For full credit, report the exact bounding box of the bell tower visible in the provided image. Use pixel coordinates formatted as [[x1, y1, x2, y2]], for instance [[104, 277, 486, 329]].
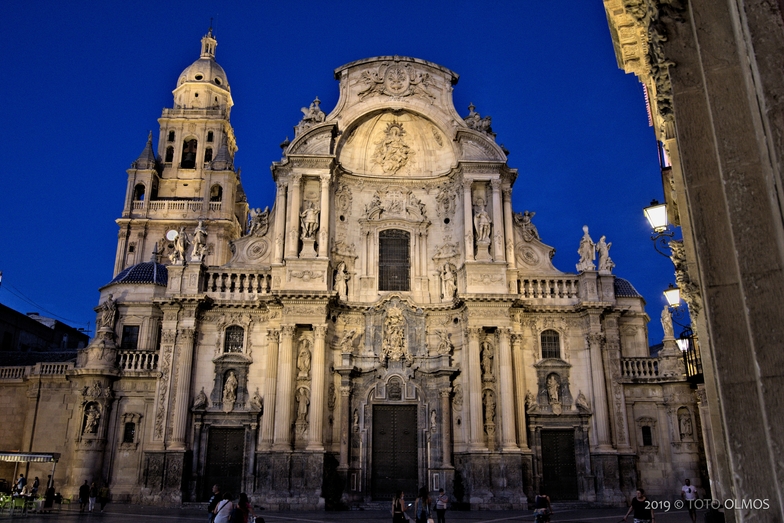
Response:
[[115, 28, 247, 275]]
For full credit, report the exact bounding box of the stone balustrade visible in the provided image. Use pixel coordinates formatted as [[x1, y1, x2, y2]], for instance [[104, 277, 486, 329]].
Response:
[[129, 199, 222, 217], [205, 268, 273, 296], [0, 362, 74, 380], [0, 367, 27, 380], [620, 357, 659, 380], [117, 350, 159, 372], [516, 277, 580, 300]]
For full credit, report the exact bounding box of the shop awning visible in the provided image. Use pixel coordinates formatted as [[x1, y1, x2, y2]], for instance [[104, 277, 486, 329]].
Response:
[[0, 452, 60, 463]]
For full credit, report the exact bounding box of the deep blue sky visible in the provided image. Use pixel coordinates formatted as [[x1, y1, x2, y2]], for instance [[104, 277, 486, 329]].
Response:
[[0, 1, 675, 344]]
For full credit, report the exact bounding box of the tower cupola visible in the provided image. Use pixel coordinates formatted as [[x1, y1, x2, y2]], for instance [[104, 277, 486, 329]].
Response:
[[173, 28, 233, 112]]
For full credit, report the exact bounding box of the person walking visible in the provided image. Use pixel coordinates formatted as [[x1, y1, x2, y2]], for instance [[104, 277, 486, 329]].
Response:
[[43, 479, 55, 514], [88, 482, 98, 512], [234, 492, 256, 523], [435, 488, 448, 523], [681, 479, 698, 523], [98, 483, 110, 512], [391, 490, 407, 523], [623, 488, 654, 523], [207, 484, 222, 523], [414, 487, 432, 523], [213, 492, 234, 523], [78, 480, 90, 512], [31, 476, 40, 497], [16, 474, 26, 495]]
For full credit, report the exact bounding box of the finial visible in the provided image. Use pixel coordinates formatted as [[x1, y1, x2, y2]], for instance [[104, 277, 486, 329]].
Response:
[[147, 130, 153, 143], [150, 243, 159, 263], [468, 102, 476, 113]]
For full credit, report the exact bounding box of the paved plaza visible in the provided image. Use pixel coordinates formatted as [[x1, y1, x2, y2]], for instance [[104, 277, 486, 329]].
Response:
[[0, 503, 705, 523]]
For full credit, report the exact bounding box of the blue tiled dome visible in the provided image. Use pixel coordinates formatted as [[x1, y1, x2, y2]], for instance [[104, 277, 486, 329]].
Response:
[[109, 261, 168, 286], [614, 277, 642, 298]]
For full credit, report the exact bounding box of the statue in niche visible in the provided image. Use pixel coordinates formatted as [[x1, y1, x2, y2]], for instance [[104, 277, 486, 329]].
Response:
[[222, 371, 238, 412], [250, 388, 263, 411], [97, 294, 117, 331], [339, 329, 356, 353], [381, 305, 410, 363], [388, 379, 402, 400], [525, 391, 536, 412], [596, 235, 615, 272], [193, 387, 208, 410], [372, 121, 414, 174], [679, 410, 693, 440], [297, 341, 312, 379], [576, 225, 596, 272], [514, 210, 540, 242], [170, 226, 190, 265], [300, 201, 320, 240], [661, 305, 674, 339], [473, 201, 492, 242], [248, 206, 270, 237], [483, 390, 496, 423], [327, 384, 336, 411], [296, 387, 310, 422], [546, 374, 560, 404], [441, 263, 457, 300], [453, 384, 464, 409], [84, 404, 100, 434], [430, 410, 437, 432], [481, 340, 494, 380], [352, 409, 359, 432], [576, 391, 590, 413], [335, 262, 350, 300], [191, 220, 208, 260]]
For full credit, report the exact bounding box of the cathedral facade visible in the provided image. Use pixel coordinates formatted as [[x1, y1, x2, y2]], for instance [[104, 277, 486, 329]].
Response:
[[0, 31, 705, 509]]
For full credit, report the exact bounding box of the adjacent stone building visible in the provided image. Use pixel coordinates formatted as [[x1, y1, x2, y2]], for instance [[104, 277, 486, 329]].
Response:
[[0, 30, 705, 509]]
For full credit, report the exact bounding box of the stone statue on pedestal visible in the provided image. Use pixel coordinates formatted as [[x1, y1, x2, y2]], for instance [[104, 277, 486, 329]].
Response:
[[576, 225, 596, 272]]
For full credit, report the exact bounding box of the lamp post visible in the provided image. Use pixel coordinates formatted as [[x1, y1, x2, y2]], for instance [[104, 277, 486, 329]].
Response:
[[643, 199, 676, 257]]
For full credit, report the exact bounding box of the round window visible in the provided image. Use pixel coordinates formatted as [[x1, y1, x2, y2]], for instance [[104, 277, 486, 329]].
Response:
[[195, 74, 203, 80], [214, 77, 222, 85]]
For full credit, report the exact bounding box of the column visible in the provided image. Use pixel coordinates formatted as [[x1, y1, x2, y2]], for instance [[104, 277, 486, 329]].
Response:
[[511, 333, 529, 450], [260, 329, 279, 448], [273, 325, 295, 450], [463, 180, 475, 261], [318, 176, 331, 258], [502, 188, 516, 269], [467, 327, 485, 449], [497, 328, 517, 450], [273, 181, 287, 263], [169, 327, 196, 450], [491, 179, 505, 262], [440, 389, 453, 467], [338, 384, 351, 470], [307, 325, 327, 450], [587, 327, 612, 448], [285, 175, 302, 259]]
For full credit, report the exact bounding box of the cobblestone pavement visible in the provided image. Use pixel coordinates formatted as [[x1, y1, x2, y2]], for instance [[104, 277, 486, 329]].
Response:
[[0, 504, 701, 523]]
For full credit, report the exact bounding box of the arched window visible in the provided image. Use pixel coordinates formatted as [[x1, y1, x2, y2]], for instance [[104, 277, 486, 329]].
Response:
[[540, 329, 560, 359], [165, 146, 174, 163], [210, 184, 223, 202], [167, 130, 175, 142], [207, 131, 214, 142], [123, 422, 136, 444], [224, 326, 244, 353], [133, 184, 145, 201], [181, 139, 198, 168], [204, 147, 213, 163], [379, 229, 410, 291], [641, 426, 653, 446]]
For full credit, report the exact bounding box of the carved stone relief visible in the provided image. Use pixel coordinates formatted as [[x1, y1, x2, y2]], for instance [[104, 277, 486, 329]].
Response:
[[358, 62, 436, 102]]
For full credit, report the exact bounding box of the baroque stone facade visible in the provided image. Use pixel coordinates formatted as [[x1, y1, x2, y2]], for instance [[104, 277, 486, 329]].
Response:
[[0, 30, 705, 509]]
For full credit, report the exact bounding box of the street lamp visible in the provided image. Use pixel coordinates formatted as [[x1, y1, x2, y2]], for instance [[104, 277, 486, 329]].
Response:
[[643, 199, 675, 257], [663, 283, 681, 307]]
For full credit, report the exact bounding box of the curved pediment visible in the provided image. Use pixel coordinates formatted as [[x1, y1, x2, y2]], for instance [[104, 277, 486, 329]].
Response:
[[288, 123, 336, 156], [336, 110, 455, 177], [455, 129, 507, 162]]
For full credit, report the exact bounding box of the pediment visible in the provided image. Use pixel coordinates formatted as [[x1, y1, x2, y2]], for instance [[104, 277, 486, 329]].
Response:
[[226, 235, 272, 267], [288, 123, 335, 156], [455, 129, 506, 162], [513, 212, 562, 274]]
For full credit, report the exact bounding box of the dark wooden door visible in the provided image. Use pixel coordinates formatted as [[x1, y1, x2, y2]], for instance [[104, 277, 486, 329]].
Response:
[[541, 430, 578, 500], [203, 428, 244, 500], [372, 405, 418, 500]]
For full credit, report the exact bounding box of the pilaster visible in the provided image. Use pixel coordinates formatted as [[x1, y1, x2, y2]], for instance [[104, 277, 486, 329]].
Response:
[[273, 325, 295, 450], [307, 324, 327, 450]]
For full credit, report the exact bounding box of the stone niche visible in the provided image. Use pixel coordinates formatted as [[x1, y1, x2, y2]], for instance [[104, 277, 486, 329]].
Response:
[[533, 358, 574, 415], [209, 354, 251, 412]]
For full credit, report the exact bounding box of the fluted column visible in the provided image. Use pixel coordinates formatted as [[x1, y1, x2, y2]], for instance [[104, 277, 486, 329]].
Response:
[[318, 177, 331, 258], [307, 324, 327, 450], [491, 179, 505, 262], [587, 327, 612, 449], [273, 325, 296, 449], [285, 175, 302, 259], [511, 333, 529, 450], [463, 180, 475, 261], [338, 385, 351, 470], [497, 328, 517, 450], [273, 181, 287, 263], [170, 327, 196, 450], [260, 329, 280, 448], [467, 327, 485, 449], [502, 188, 516, 269], [440, 388, 453, 467]]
